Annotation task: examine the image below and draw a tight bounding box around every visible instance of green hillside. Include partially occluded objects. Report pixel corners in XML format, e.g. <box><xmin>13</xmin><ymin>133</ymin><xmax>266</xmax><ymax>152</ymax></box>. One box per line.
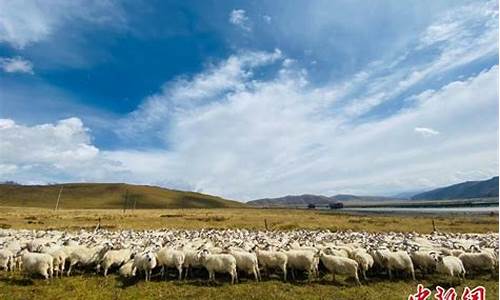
<box><xmin>0</xmin><ymin>183</ymin><xmax>245</xmax><ymax>209</ymax></box>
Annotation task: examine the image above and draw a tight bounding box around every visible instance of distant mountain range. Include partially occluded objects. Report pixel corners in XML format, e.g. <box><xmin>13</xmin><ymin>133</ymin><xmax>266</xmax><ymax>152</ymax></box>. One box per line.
<box><xmin>411</xmin><ymin>176</ymin><xmax>498</xmax><ymax>200</ymax></box>
<box><xmin>247</xmin><ymin>194</ymin><xmax>399</xmax><ymax>207</ymax></box>
<box><xmin>247</xmin><ymin>176</ymin><xmax>499</xmax><ymax>206</ymax></box>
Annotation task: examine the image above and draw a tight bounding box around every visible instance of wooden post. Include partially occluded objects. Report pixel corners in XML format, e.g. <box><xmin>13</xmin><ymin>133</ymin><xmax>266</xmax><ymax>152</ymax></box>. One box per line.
<box><xmin>123</xmin><ymin>190</ymin><xmax>129</xmax><ymax>213</ymax></box>
<box><xmin>54</xmin><ymin>186</ymin><xmax>63</xmax><ymax>211</ymax></box>
<box><xmin>432</xmin><ymin>219</ymin><xmax>437</xmax><ymax>232</ymax></box>
<box><xmin>133</xmin><ymin>195</ymin><xmax>137</xmax><ymax>210</ymax></box>
<box><xmin>94</xmin><ymin>217</ymin><xmax>101</xmax><ymax>233</ymax></box>
<box><xmin>264</xmin><ymin>219</ymin><xmax>269</xmax><ymax>230</ymax></box>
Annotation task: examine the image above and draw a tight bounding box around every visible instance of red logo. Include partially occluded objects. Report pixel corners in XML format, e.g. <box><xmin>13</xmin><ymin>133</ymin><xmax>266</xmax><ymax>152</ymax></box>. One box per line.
<box><xmin>408</xmin><ymin>285</ymin><xmax>486</xmax><ymax>300</ymax></box>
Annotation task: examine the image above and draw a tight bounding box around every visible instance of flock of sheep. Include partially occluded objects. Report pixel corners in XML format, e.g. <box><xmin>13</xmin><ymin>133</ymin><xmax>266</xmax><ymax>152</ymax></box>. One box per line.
<box><xmin>0</xmin><ymin>228</ymin><xmax>498</xmax><ymax>285</ymax></box>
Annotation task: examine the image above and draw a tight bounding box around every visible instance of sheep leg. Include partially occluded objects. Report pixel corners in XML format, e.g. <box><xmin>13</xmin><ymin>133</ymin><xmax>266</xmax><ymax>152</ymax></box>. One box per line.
<box><xmin>354</xmin><ymin>273</ymin><xmax>361</xmax><ymax>286</ymax></box>
<box><xmin>388</xmin><ymin>268</ymin><xmax>392</xmax><ymax>280</ymax></box>
<box><xmin>178</xmin><ymin>266</ymin><xmax>183</xmax><ymax>280</ymax></box>
<box><xmin>282</xmin><ymin>266</ymin><xmax>287</xmax><ymax>282</ymax></box>
<box><xmin>291</xmin><ymin>268</ymin><xmax>295</xmax><ymax>281</ymax></box>
<box><xmin>410</xmin><ymin>268</ymin><xmax>416</xmax><ymax>281</ymax></box>
<box><xmin>363</xmin><ymin>269</ymin><xmax>368</xmax><ymax>281</ymax></box>
<box><xmin>67</xmin><ymin>260</ymin><xmax>77</xmax><ymax>276</ymax></box>
<box><xmin>253</xmin><ymin>267</ymin><xmax>259</xmax><ymax>282</ymax></box>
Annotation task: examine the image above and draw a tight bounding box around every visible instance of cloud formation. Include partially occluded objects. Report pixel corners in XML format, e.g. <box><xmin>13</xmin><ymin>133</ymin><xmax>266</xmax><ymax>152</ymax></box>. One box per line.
<box><xmin>0</xmin><ymin>118</ymin><xmax>121</xmax><ymax>183</ymax></box>
<box><xmin>229</xmin><ymin>9</ymin><xmax>251</xmax><ymax>31</ymax></box>
<box><xmin>0</xmin><ymin>57</ymin><xmax>34</xmax><ymax>74</ymax></box>
<box><xmin>414</xmin><ymin>127</ymin><xmax>440</xmax><ymax>137</ymax></box>
<box><xmin>0</xmin><ymin>0</ymin><xmax>126</xmax><ymax>48</ymax></box>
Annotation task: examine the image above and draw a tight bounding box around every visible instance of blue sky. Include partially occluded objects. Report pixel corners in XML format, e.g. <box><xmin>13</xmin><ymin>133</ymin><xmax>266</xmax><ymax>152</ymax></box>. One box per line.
<box><xmin>0</xmin><ymin>0</ymin><xmax>498</xmax><ymax>200</ymax></box>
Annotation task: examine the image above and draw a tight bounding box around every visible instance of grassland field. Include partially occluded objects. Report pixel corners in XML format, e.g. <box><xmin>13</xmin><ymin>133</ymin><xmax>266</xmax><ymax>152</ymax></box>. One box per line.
<box><xmin>0</xmin><ymin>207</ymin><xmax>498</xmax><ymax>300</ymax></box>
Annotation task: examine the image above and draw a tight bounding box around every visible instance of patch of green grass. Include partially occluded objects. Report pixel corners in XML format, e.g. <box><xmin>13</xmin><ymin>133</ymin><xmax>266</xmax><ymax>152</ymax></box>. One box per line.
<box><xmin>0</xmin><ymin>271</ymin><xmax>497</xmax><ymax>300</ymax></box>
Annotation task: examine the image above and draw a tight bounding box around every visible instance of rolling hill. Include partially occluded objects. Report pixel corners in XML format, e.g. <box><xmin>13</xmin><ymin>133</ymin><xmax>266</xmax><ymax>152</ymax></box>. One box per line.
<box><xmin>0</xmin><ymin>183</ymin><xmax>245</xmax><ymax>209</ymax></box>
<box><xmin>411</xmin><ymin>176</ymin><xmax>499</xmax><ymax>200</ymax></box>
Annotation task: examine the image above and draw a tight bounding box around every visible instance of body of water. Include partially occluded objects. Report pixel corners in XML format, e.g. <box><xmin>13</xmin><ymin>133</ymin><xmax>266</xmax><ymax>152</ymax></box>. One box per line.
<box><xmin>340</xmin><ymin>206</ymin><xmax>498</xmax><ymax>214</ymax></box>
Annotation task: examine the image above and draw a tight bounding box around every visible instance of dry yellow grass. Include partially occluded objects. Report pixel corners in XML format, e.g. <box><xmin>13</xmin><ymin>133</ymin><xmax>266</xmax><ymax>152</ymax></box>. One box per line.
<box><xmin>0</xmin><ymin>207</ymin><xmax>497</xmax><ymax>233</ymax></box>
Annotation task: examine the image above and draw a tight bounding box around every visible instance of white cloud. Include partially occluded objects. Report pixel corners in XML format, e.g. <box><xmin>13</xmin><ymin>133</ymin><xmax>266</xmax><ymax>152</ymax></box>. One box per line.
<box><xmin>340</xmin><ymin>0</ymin><xmax>498</xmax><ymax>118</ymax></box>
<box><xmin>0</xmin><ymin>57</ymin><xmax>34</xmax><ymax>74</ymax></box>
<box><xmin>108</xmin><ymin>49</ymin><xmax>498</xmax><ymax>200</ymax></box>
<box><xmin>1</xmin><ymin>59</ymin><xmax>498</xmax><ymax>200</ymax></box>
<box><xmin>120</xmin><ymin>49</ymin><xmax>283</xmax><ymax>139</ymax></box>
<box><xmin>414</xmin><ymin>127</ymin><xmax>440</xmax><ymax>137</ymax></box>
<box><xmin>0</xmin><ymin>0</ymin><xmax>126</xmax><ymax>48</ymax></box>
<box><xmin>0</xmin><ymin>118</ymin><xmax>122</xmax><ymax>182</ymax></box>
<box><xmin>229</xmin><ymin>9</ymin><xmax>251</xmax><ymax>31</ymax></box>
<box><xmin>262</xmin><ymin>15</ymin><xmax>272</xmax><ymax>24</ymax></box>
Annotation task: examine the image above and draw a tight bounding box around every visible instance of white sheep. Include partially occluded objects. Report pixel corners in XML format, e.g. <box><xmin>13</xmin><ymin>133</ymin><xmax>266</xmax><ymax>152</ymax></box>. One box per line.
<box><xmin>183</xmin><ymin>248</ymin><xmax>204</xmax><ymax>279</ymax></box>
<box><xmin>377</xmin><ymin>250</ymin><xmax>415</xmax><ymax>280</ymax></box>
<box><xmin>319</xmin><ymin>251</ymin><xmax>361</xmax><ymax>285</ymax></box>
<box><xmin>132</xmin><ymin>251</ymin><xmax>157</xmax><ymax>281</ymax></box>
<box><xmin>350</xmin><ymin>249</ymin><xmax>374</xmax><ymax>280</ymax></box>
<box><xmin>458</xmin><ymin>252</ymin><xmax>495</xmax><ymax>275</ymax></box>
<box><xmin>44</xmin><ymin>248</ymin><xmax>67</xmax><ymax>277</ymax></box>
<box><xmin>198</xmin><ymin>249</ymin><xmax>238</xmax><ymax>284</ymax></box>
<box><xmin>67</xmin><ymin>245</ymin><xmax>109</xmax><ymax>276</ymax></box>
<box><xmin>225</xmin><ymin>249</ymin><xmax>260</xmax><ymax>281</ymax></box>
<box><xmin>97</xmin><ymin>248</ymin><xmax>132</xmax><ymax>276</ymax></box>
<box><xmin>118</xmin><ymin>259</ymin><xmax>135</xmax><ymax>278</ymax></box>
<box><xmin>22</xmin><ymin>252</ymin><xmax>54</xmax><ymax>280</ymax></box>
<box><xmin>254</xmin><ymin>247</ymin><xmax>287</xmax><ymax>281</ymax></box>
<box><xmin>436</xmin><ymin>255</ymin><xmax>466</xmax><ymax>280</ymax></box>
<box><xmin>284</xmin><ymin>249</ymin><xmax>317</xmax><ymax>282</ymax></box>
<box><xmin>156</xmin><ymin>247</ymin><xmax>185</xmax><ymax>280</ymax></box>
<box><xmin>410</xmin><ymin>250</ymin><xmax>437</xmax><ymax>274</ymax></box>
<box><xmin>0</xmin><ymin>249</ymin><xmax>14</xmax><ymax>271</ymax></box>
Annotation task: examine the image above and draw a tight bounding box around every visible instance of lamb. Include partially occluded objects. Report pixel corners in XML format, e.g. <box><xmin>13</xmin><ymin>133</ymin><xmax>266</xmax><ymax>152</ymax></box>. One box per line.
<box><xmin>318</xmin><ymin>250</ymin><xmax>361</xmax><ymax>285</ymax></box>
<box><xmin>225</xmin><ymin>249</ymin><xmax>260</xmax><ymax>281</ymax></box>
<box><xmin>22</xmin><ymin>252</ymin><xmax>54</xmax><ymax>280</ymax></box>
<box><xmin>197</xmin><ymin>249</ymin><xmax>238</xmax><ymax>284</ymax></box>
<box><xmin>377</xmin><ymin>250</ymin><xmax>415</xmax><ymax>280</ymax></box>
<box><xmin>284</xmin><ymin>249</ymin><xmax>317</xmax><ymax>282</ymax></box>
<box><xmin>97</xmin><ymin>248</ymin><xmax>133</xmax><ymax>276</ymax></box>
<box><xmin>458</xmin><ymin>252</ymin><xmax>495</xmax><ymax>275</ymax></box>
<box><xmin>156</xmin><ymin>247</ymin><xmax>185</xmax><ymax>280</ymax></box>
<box><xmin>410</xmin><ymin>251</ymin><xmax>437</xmax><ymax>274</ymax></box>
<box><xmin>132</xmin><ymin>251</ymin><xmax>157</xmax><ymax>281</ymax></box>
<box><xmin>253</xmin><ymin>247</ymin><xmax>288</xmax><ymax>281</ymax></box>
<box><xmin>436</xmin><ymin>256</ymin><xmax>466</xmax><ymax>280</ymax></box>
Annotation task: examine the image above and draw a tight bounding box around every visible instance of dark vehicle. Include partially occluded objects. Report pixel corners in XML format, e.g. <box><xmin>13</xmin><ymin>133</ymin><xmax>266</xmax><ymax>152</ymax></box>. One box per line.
<box><xmin>307</xmin><ymin>203</ymin><xmax>316</xmax><ymax>209</ymax></box>
<box><xmin>329</xmin><ymin>202</ymin><xmax>344</xmax><ymax>209</ymax></box>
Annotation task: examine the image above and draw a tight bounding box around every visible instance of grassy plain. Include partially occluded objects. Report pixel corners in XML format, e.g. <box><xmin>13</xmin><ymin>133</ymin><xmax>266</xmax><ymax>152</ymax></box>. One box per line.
<box><xmin>0</xmin><ymin>207</ymin><xmax>498</xmax><ymax>233</ymax></box>
<box><xmin>0</xmin><ymin>207</ymin><xmax>498</xmax><ymax>299</ymax></box>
